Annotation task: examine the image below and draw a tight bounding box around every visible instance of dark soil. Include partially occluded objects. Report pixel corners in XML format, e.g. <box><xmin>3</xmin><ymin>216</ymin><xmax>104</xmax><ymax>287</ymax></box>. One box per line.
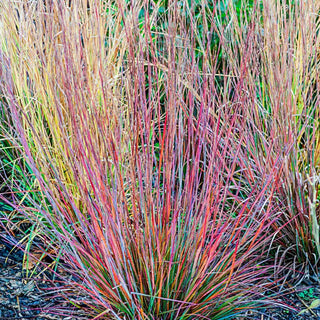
<box><xmin>241</xmin><ymin>302</ymin><xmax>320</xmax><ymax>320</ymax></box>
<box><xmin>0</xmin><ymin>232</ymin><xmax>89</xmax><ymax>320</ymax></box>
<box><xmin>240</xmin><ymin>279</ymin><xmax>320</xmax><ymax>320</ymax></box>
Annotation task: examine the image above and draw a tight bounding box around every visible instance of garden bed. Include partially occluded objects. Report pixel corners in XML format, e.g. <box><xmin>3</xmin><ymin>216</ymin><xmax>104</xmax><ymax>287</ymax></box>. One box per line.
<box><xmin>0</xmin><ymin>233</ymin><xmax>89</xmax><ymax>320</ymax></box>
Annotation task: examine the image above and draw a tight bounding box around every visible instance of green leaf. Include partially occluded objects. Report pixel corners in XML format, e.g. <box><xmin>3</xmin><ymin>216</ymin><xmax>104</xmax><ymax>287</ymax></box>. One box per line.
<box><xmin>309</xmin><ymin>299</ymin><xmax>320</xmax><ymax>309</ymax></box>
<box><xmin>298</xmin><ymin>299</ymin><xmax>320</xmax><ymax>315</ymax></box>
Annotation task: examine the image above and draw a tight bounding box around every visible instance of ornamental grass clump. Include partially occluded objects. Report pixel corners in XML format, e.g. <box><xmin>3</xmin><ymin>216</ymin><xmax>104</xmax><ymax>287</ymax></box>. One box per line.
<box><xmin>0</xmin><ymin>0</ymin><xmax>283</xmax><ymax>318</ymax></box>
<box><xmin>221</xmin><ymin>0</ymin><xmax>320</xmax><ymax>275</ymax></box>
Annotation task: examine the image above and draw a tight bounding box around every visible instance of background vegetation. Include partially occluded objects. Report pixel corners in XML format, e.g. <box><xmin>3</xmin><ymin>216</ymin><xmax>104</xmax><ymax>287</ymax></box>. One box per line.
<box><xmin>0</xmin><ymin>0</ymin><xmax>319</xmax><ymax>319</ymax></box>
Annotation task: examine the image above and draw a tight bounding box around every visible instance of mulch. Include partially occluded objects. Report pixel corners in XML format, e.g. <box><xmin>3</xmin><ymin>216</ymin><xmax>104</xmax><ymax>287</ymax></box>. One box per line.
<box><xmin>237</xmin><ymin>274</ymin><xmax>320</xmax><ymax>319</ymax></box>
<box><xmin>0</xmin><ymin>233</ymin><xmax>89</xmax><ymax>320</ymax></box>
